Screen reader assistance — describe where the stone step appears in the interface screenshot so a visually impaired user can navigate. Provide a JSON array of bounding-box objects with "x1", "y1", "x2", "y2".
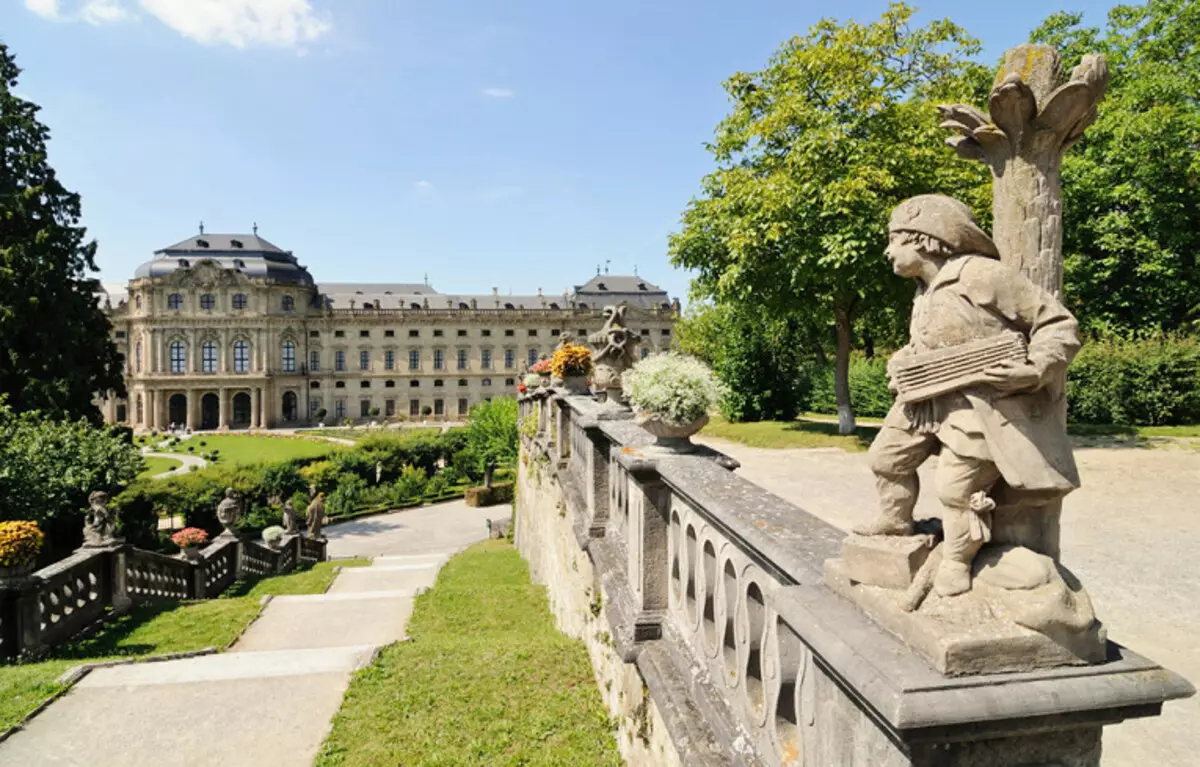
[
  {"x1": 75, "y1": 645, "x2": 378, "y2": 688},
  {"x1": 325, "y1": 564, "x2": 440, "y2": 594},
  {"x1": 371, "y1": 552, "x2": 454, "y2": 567},
  {"x1": 232, "y1": 595, "x2": 415, "y2": 652}
]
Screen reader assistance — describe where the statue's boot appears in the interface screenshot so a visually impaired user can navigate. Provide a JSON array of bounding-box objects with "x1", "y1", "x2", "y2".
[
  {"x1": 852, "y1": 514, "x2": 914, "y2": 537},
  {"x1": 934, "y1": 507, "x2": 985, "y2": 596},
  {"x1": 933, "y1": 559, "x2": 972, "y2": 596}
]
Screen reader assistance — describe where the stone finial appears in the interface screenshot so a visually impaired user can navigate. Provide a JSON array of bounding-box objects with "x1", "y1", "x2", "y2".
[
  {"x1": 587, "y1": 303, "x2": 640, "y2": 404},
  {"x1": 82, "y1": 490, "x2": 121, "y2": 548},
  {"x1": 216, "y1": 487, "x2": 242, "y2": 538}
]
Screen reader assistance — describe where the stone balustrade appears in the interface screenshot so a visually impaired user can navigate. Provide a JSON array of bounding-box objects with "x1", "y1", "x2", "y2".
[
  {"x1": 517, "y1": 388, "x2": 1193, "y2": 766},
  {"x1": 0, "y1": 534, "x2": 327, "y2": 660}
]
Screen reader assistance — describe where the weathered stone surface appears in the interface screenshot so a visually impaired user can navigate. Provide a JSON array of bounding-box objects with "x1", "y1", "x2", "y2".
[{"x1": 841, "y1": 533, "x2": 935, "y2": 590}]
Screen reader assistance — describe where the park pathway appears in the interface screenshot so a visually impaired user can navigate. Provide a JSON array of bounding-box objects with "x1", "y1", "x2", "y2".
[{"x1": 0, "y1": 499, "x2": 497, "y2": 767}]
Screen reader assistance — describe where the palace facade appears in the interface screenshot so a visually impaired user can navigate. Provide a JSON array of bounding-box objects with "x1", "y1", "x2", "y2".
[{"x1": 99, "y1": 232, "x2": 678, "y2": 430}]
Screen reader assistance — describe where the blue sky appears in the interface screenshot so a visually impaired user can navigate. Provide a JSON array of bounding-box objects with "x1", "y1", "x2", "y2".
[{"x1": 4, "y1": 0, "x2": 1111, "y2": 302}]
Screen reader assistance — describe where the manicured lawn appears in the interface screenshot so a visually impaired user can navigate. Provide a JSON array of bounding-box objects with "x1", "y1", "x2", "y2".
[
  {"x1": 317, "y1": 540, "x2": 620, "y2": 766},
  {"x1": 701, "y1": 414, "x2": 880, "y2": 451},
  {"x1": 305, "y1": 427, "x2": 444, "y2": 443},
  {"x1": 138, "y1": 455, "x2": 183, "y2": 479},
  {"x1": 159, "y1": 434, "x2": 338, "y2": 465},
  {"x1": 0, "y1": 558, "x2": 369, "y2": 731}
]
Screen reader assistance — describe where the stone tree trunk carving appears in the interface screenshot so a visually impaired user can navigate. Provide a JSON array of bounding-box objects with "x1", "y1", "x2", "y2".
[{"x1": 938, "y1": 44, "x2": 1109, "y2": 298}]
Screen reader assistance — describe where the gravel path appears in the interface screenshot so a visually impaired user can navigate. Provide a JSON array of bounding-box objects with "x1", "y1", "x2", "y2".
[{"x1": 695, "y1": 435, "x2": 1200, "y2": 767}]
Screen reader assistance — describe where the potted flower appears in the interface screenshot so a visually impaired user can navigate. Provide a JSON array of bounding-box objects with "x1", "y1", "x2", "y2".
[
  {"x1": 550, "y1": 343, "x2": 593, "y2": 395},
  {"x1": 621, "y1": 353, "x2": 724, "y2": 450},
  {"x1": 262, "y1": 525, "x2": 285, "y2": 550},
  {"x1": 522, "y1": 373, "x2": 541, "y2": 395},
  {"x1": 516, "y1": 382, "x2": 528, "y2": 395},
  {"x1": 530, "y1": 359, "x2": 553, "y2": 387},
  {"x1": 172, "y1": 527, "x2": 209, "y2": 561},
  {"x1": 0, "y1": 521, "x2": 45, "y2": 579}
]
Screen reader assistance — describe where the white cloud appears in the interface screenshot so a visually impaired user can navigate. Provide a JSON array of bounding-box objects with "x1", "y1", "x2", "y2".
[
  {"x1": 25, "y1": 0, "x2": 62, "y2": 20},
  {"x1": 24, "y1": 0, "x2": 332, "y2": 49},
  {"x1": 482, "y1": 87, "x2": 514, "y2": 99},
  {"x1": 413, "y1": 180, "x2": 434, "y2": 192},
  {"x1": 81, "y1": 0, "x2": 131, "y2": 24},
  {"x1": 139, "y1": 0, "x2": 331, "y2": 49}
]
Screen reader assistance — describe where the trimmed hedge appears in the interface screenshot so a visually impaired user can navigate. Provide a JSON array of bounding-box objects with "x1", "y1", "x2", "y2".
[{"x1": 465, "y1": 482, "x2": 515, "y2": 508}]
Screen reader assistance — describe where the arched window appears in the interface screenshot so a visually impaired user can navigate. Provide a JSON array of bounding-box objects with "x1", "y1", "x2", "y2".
[
  {"x1": 504, "y1": 303, "x2": 515, "y2": 310},
  {"x1": 200, "y1": 293, "x2": 216, "y2": 311},
  {"x1": 282, "y1": 340, "x2": 296, "y2": 373},
  {"x1": 135, "y1": 342, "x2": 143, "y2": 373},
  {"x1": 458, "y1": 302, "x2": 470, "y2": 310},
  {"x1": 457, "y1": 379, "x2": 468, "y2": 387},
  {"x1": 135, "y1": 295, "x2": 142, "y2": 310},
  {"x1": 233, "y1": 340, "x2": 250, "y2": 373},
  {"x1": 168, "y1": 293, "x2": 184, "y2": 310},
  {"x1": 281, "y1": 295, "x2": 295, "y2": 312},
  {"x1": 202, "y1": 341, "x2": 218, "y2": 373},
  {"x1": 169, "y1": 341, "x2": 186, "y2": 373},
  {"x1": 232, "y1": 294, "x2": 248, "y2": 310}
]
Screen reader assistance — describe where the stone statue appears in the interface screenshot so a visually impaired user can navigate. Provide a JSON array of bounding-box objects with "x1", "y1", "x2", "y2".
[
  {"x1": 828, "y1": 195, "x2": 1103, "y2": 673},
  {"x1": 306, "y1": 492, "x2": 326, "y2": 539},
  {"x1": 587, "y1": 304, "x2": 640, "y2": 404},
  {"x1": 215, "y1": 487, "x2": 242, "y2": 538},
  {"x1": 282, "y1": 499, "x2": 299, "y2": 535},
  {"x1": 83, "y1": 491, "x2": 120, "y2": 547}
]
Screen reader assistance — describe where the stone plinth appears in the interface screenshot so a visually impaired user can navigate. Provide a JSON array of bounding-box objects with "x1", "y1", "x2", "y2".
[{"x1": 841, "y1": 533, "x2": 935, "y2": 590}]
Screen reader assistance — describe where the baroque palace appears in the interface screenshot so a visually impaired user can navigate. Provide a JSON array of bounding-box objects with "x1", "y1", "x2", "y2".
[{"x1": 98, "y1": 231, "x2": 678, "y2": 431}]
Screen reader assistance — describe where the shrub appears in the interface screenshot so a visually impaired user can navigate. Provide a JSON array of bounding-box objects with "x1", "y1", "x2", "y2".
[
  {"x1": 394, "y1": 465, "x2": 428, "y2": 500},
  {"x1": 425, "y1": 472, "x2": 449, "y2": 498},
  {"x1": 807, "y1": 355, "x2": 894, "y2": 419},
  {"x1": 622, "y1": 353, "x2": 724, "y2": 425},
  {"x1": 327, "y1": 473, "x2": 369, "y2": 517},
  {"x1": 0, "y1": 521, "x2": 45, "y2": 567},
  {"x1": 260, "y1": 461, "x2": 307, "y2": 501},
  {"x1": 550, "y1": 344, "x2": 592, "y2": 378},
  {"x1": 315, "y1": 408, "x2": 328, "y2": 421},
  {"x1": 421, "y1": 405, "x2": 433, "y2": 416},
  {"x1": 187, "y1": 445, "x2": 195, "y2": 453},
  {"x1": 110, "y1": 482, "x2": 167, "y2": 551},
  {"x1": 1067, "y1": 335, "x2": 1200, "y2": 425},
  {"x1": 300, "y1": 460, "x2": 340, "y2": 495},
  {"x1": 172, "y1": 527, "x2": 208, "y2": 549},
  {"x1": 465, "y1": 482, "x2": 514, "y2": 508},
  {"x1": 199, "y1": 440, "x2": 207, "y2": 447},
  {"x1": 368, "y1": 407, "x2": 381, "y2": 418},
  {"x1": 465, "y1": 398, "x2": 518, "y2": 475}
]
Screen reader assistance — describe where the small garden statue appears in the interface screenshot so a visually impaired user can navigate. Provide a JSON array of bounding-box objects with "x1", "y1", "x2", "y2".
[
  {"x1": 83, "y1": 490, "x2": 121, "y2": 547},
  {"x1": 306, "y1": 492, "x2": 327, "y2": 539},
  {"x1": 587, "y1": 303, "x2": 640, "y2": 404},
  {"x1": 215, "y1": 487, "x2": 243, "y2": 538},
  {"x1": 282, "y1": 499, "x2": 300, "y2": 535}
]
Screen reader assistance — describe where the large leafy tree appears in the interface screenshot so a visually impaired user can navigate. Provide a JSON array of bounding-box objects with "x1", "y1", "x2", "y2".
[
  {"x1": 669, "y1": 3, "x2": 990, "y2": 433},
  {"x1": 0, "y1": 43, "x2": 124, "y2": 422},
  {"x1": 1031, "y1": 1, "x2": 1200, "y2": 335}
]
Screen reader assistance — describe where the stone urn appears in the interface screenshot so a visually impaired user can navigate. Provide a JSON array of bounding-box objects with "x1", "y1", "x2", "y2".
[
  {"x1": 180, "y1": 546, "x2": 203, "y2": 562},
  {"x1": 635, "y1": 412, "x2": 710, "y2": 451},
  {"x1": 561, "y1": 375, "x2": 590, "y2": 395}
]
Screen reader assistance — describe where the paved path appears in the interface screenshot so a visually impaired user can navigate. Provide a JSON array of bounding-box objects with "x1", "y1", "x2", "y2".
[
  {"x1": 0, "y1": 499, "x2": 494, "y2": 767},
  {"x1": 144, "y1": 450, "x2": 207, "y2": 479},
  {"x1": 696, "y1": 435, "x2": 1200, "y2": 767}
]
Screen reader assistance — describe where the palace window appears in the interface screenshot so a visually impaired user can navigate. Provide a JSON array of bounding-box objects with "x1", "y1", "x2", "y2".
[
  {"x1": 410, "y1": 380, "x2": 420, "y2": 388},
  {"x1": 170, "y1": 341, "x2": 186, "y2": 373},
  {"x1": 360, "y1": 330, "x2": 370, "y2": 338},
  {"x1": 641, "y1": 347, "x2": 650, "y2": 360},
  {"x1": 434, "y1": 399, "x2": 444, "y2": 416},
  {"x1": 482, "y1": 378, "x2": 492, "y2": 387},
  {"x1": 457, "y1": 379, "x2": 468, "y2": 387},
  {"x1": 433, "y1": 350, "x2": 444, "y2": 370},
  {"x1": 384, "y1": 350, "x2": 395, "y2": 370},
  {"x1": 528, "y1": 349, "x2": 538, "y2": 368},
  {"x1": 528, "y1": 329, "x2": 537, "y2": 337},
  {"x1": 434, "y1": 379, "x2": 444, "y2": 387},
  {"x1": 135, "y1": 342, "x2": 143, "y2": 373},
  {"x1": 409, "y1": 350, "x2": 420, "y2": 370},
  {"x1": 310, "y1": 350, "x2": 321, "y2": 372},
  {"x1": 384, "y1": 330, "x2": 395, "y2": 338},
  {"x1": 504, "y1": 329, "x2": 514, "y2": 337},
  {"x1": 335, "y1": 400, "x2": 346, "y2": 419},
  {"x1": 282, "y1": 340, "x2": 297, "y2": 373},
  {"x1": 504, "y1": 350, "x2": 515, "y2": 369},
  {"x1": 504, "y1": 378, "x2": 515, "y2": 386},
  {"x1": 409, "y1": 330, "x2": 420, "y2": 338},
  {"x1": 311, "y1": 398, "x2": 323, "y2": 416},
  {"x1": 481, "y1": 329, "x2": 491, "y2": 337},
  {"x1": 335, "y1": 351, "x2": 346, "y2": 371},
  {"x1": 232, "y1": 294, "x2": 248, "y2": 310},
  {"x1": 282, "y1": 295, "x2": 295, "y2": 312},
  {"x1": 385, "y1": 399, "x2": 396, "y2": 416},
  {"x1": 135, "y1": 295, "x2": 142, "y2": 310},
  {"x1": 234, "y1": 340, "x2": 250, "y2": 373},
  {"x1": 360, "y1": 350, "x2": 370, "y2": 371},
  {"x1": 433, "y1": 330, "x2": 444, "y2": 337},
  {"x1": 457, "y1": 349, "x2": 468, "y2": 369},
  {"x1": 457, "y1": 329, "x2": 468, "y2": 337},
  {"x1": 481, "y1": 349, "x2": 492, "y2": 369},
  {"x1": 410, "y1": 399, "x2": 420, "y2": 416},
  {"x1": 200, "y1": 294, "x2": 216, "y2": 311},
  {"x1": 168, "y1": 293, "x2": 183, "y2": 311},
  {"x1": 458, "y1": 398, "x2": 469, "y2": 416},
  {"x1": 202, "y1": 341, "x2": 218, "y2": 373}
]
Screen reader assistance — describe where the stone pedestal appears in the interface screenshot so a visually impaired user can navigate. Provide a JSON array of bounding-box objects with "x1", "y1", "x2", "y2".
[{"x1": 841, "y1": 533, "x2": 935, "y2": 589}]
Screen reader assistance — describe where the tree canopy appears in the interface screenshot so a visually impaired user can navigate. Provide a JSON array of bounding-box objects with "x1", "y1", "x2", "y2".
[
  {"x1": 0, "y1": 43, "x2": 124, "y2": 422},
  {"x1": 1029, "y1": 0, "x2": 1200, "y2": 336},
  {"x1": 668, "y1": 3, "x2": 991, "y2": 432}
]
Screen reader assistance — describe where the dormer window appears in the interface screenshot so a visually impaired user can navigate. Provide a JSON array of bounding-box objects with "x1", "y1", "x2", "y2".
[
  {"x1": 178, "y1": 259, "x2": 190, "y2": 268},
  {"x1": 638, "y1": 283, "x2": 647, "y2": 291},
  {"x1": 200, "y1": 293, "x2": 216, "y2": 311},
  {"x1": 597, "y1": 283, "x2": 607, "y2": 290},
  {"x1": 195, "y1": 239, "x2": 209, "y2": 248},
  {"x1": 167, "y1": 293, "x2": 183, "y2": 310},
  {"x1": 504, "y1": 303, "x2": 515, "y2": 310},
  {"x1": 459, "y1": 302, "x2": 470, "y2": 310},
  {"x1": 233, "y1": 259, "x2": 246, "y2": 269},
  {"x1": 281, "y1": 295, "x2": 295, "y2": 312},
  {"x1": 410, "y1": 302, "x2": 422, "y2": 310},
  {"x1": 232, "y1": 294, "x2": 248, "y2": 310},
  {"x1": 549, "y1": 302, "x2": 559, "y2": 310},
  {"x1": 230, "y1": 239, "x2": 243, "y2": 249}
]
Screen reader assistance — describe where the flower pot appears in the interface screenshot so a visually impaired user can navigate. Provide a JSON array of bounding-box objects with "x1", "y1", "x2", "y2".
[
  {"x1": 0, "y1": 561, "x2": 35, "y2": 580},
  {"x1": 635, "y1": 412, "x2": 710, "y2": 451},
  {"x1": 561, "y1": 375, "x2": 590, "y2": 395},
  {"x1": 181, "y1": 546, "x2": 203, "y2": 562},
  {"x1": 264, "y1": 538, "x2": 283, "y2": 550}
]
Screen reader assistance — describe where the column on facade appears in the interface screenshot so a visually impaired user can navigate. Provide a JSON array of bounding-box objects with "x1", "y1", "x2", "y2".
[
  {"x1": 149, "y1": 329, "x2": 159, "y2": 373},
  {"x1": 218, "y1": 387, "x2": 229, "y2": 430},
  {"x1": 250, "y1": 387, "x2": 260, "y2": 431},
  {"x1": 186, "y1": 389, "x2": 198, "y2": 431},
  {"x1": 256, "y1": 328, "x2": 265, "y2": 373},
  {"x1": 262, "y1": 381, "x2": 272, "y2": 429},
  {"x1": 146, "y1": 390, "x2": 157, "y2": 430},
  {"x1": 220, "y1": 328, "x2": 230, "y2": 373}
]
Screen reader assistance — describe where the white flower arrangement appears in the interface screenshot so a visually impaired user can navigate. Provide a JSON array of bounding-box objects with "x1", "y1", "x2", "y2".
[
  {"x1": 523, "y1": 373, "x2": 542, "y2": 389},
  {"x1": 262, "y1": 525, "x2": 285, "y2": 546},
  {"x1": 621, "y1": 352, "x2": 724, "y2": 426}
]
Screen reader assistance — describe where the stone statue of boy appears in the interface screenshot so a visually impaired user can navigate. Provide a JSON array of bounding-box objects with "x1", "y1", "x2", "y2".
[
  {"x1": 588, "y1": 304, "x2": 641, "y2": 403},
  {"x1": 83, "y1": 491, "x2": 120, "y2": 547},
  {"x1": 216, "y1": 488, "x2": 242, "y2": 537},
  {"x1": 855, "y1": 195, "x2": 1081, "y2": 597},
  {"x1": 306, "y1": 492, "x2": 327, "y2": 539}
]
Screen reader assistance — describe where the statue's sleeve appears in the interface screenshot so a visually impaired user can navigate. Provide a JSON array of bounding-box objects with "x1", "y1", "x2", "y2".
[{"x1": 961, "y1": 259, "x2": 1081, "y2": 387}]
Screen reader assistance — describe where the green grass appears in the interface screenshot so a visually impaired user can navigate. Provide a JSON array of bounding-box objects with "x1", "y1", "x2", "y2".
[
  {"x1": 138, "y1": 455, "x2": 183, "y2": 479},
  {"x1": 160, "y1": 434, "x2": 338, "y2": 465},
  {"x1": 0, "y1": 558, "x2": 369, "y2": 731},
  {"x1": 317, "y1": 540, "x2": 620, "y2": 767},
  {"x1": 701, "y1": 415, "x2": 880, "y2": 451},
  {"x1": 306, "y1": 427, "x2": 443, "y2": 443}
]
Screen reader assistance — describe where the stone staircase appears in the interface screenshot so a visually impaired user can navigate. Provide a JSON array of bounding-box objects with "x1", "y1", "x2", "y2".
[{"x1": 0, "y1": 553, "x2": 453, "y2": 767}]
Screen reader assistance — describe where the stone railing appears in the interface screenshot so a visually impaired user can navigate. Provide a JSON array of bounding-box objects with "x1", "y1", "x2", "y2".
[
  {"x1": 516, "y1": 389, "x2": 1194, "y2": 766},
  {"x1": 0, "y1": 534, "x2": 328, "y2": 661}
]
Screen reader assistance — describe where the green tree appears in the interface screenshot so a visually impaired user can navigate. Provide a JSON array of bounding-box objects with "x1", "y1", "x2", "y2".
[
  {"x1": 0, "y1": 401, "x2": 142, "y2": 555},
  {"x1": 1031, "y1": 1, "x2": 1200, "y2": 335},
  {"x1": 465, "y1": 397, "x2": 518, "y2": 476},
  {"x1": 669, "y1": 3, "x2": 990, "y2": 433},
  {"x1": 0, "y1": 44, "x2": 124, "y2": 422}
]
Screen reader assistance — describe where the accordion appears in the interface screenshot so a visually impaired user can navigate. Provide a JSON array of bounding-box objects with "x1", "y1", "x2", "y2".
[{"x1": 890, "y1": 332, "x2": 1028, "y2": 404}]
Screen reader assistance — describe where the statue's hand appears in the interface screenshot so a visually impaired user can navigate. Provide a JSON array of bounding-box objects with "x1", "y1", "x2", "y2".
[{"x1": 979, "y1": 359, "x2": 1041, "y2": 393}]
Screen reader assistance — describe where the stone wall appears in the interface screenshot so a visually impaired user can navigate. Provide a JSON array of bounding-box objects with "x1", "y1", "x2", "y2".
[{"x1": 515, "y1": 388, "x2": 1193, "y2": 766}]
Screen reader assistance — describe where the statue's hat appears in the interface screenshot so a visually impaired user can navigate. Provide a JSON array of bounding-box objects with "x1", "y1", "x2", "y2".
[{"x1": 888, "y1": 195, "x2": 999, "y2": 259}]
